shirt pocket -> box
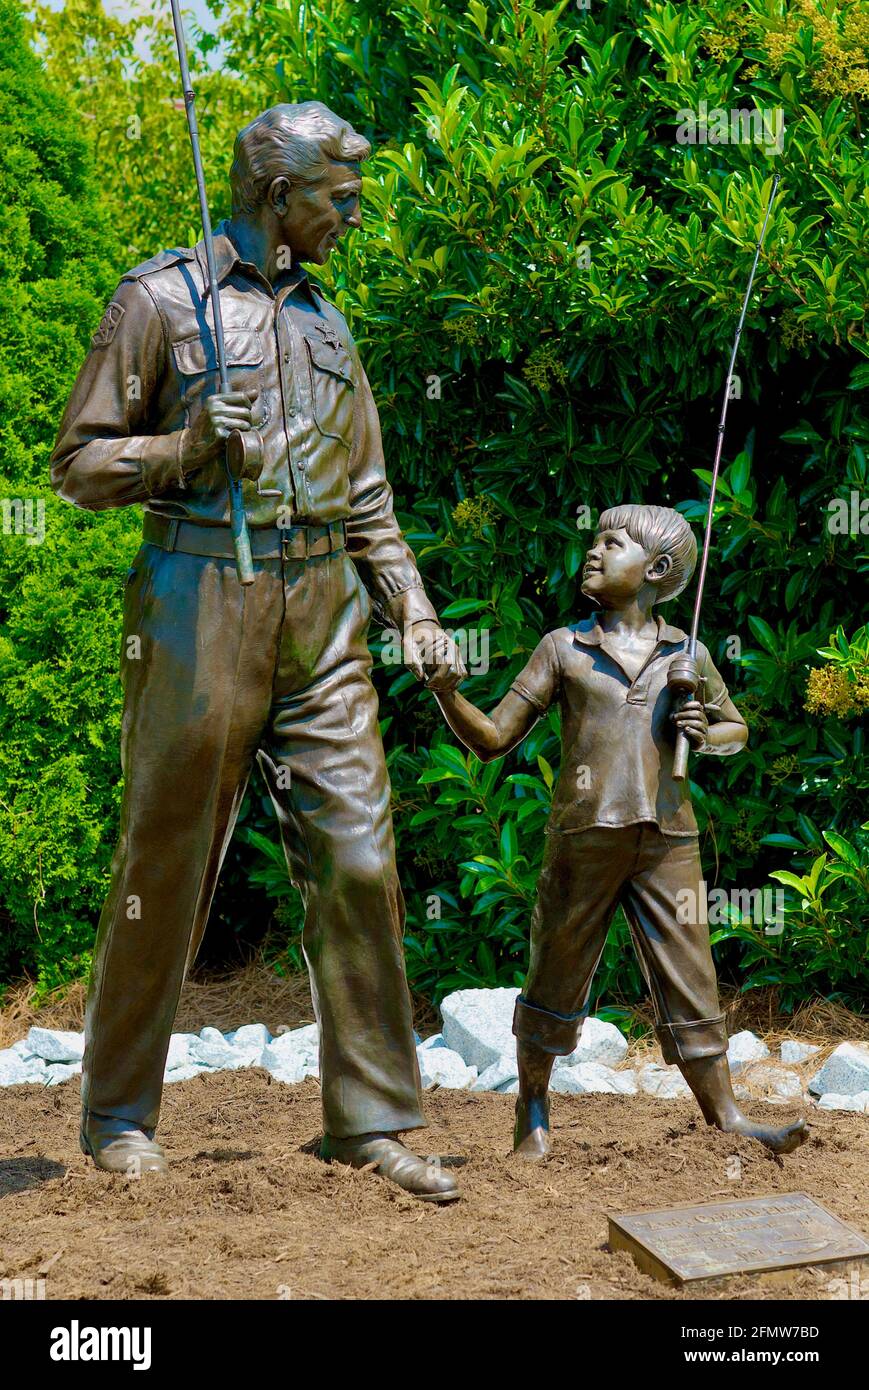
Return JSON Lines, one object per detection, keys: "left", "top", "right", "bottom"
{"left": 172, "top": 330, "right": 266, "bottom": 422}
{"left": 303, "top": 331, "right": 355, "bottom": 449}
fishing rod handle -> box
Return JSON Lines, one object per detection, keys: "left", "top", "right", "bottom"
{"left": 668, "top": 652, "right": 700, "bottom": 783}
{"left": 227, "top": 473, "right": 255, "bottom": 586}
{"left": 673, "top": 729, "right": 690, "bottom": 783}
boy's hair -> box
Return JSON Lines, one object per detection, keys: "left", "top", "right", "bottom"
{"left": 596, "top": 504, "right": 697, "bottom": 602}
{"left": 230, "top": 102, "right": 370, "bottom": 215}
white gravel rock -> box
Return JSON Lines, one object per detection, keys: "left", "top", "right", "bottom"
{"left": 0, "top": 1049, "right": 48, "bottom": 1085}
{"left": 550, "top": 1062, "right": 637, "bottom": 1095}
{"left": 440, "top": 987, "right": 520, "bottom": 1072}
{"left": 780, "top": 1040, "right": 821, "bottom": 1065}
{"left": 417, "top": 1046, "right": 477, "bottom": 1091}
{"left": 10, "top": 1038, "right": 37, "bottom": 1060}
{"left": 260, "top": 1023, "right": 320, "bottom": 1083}
{"left": 554, "top": 1017, "right": 629, "bottom": 1070}
{"left": 226, "top": 1023, "right": 270, "bottom": 1047}
{"left": 164, "top": 1064, "right": 211, "bottom": 1084}
{"left": 637, "top": 1062, "right": 692, "bottom": 1100}
{"left": 44, "top": 1062, "right": 82, "bottom": 1086}
{"left": 188, "top": 1029, "right": 248, "bottom": 1070}
{"left": 808, "top": 1043, "right": 869, "bottom": 1098}
{"left": 26, "top": 1027, "right": 84, "bottom": 1064}
{"left": 726, "top": 1030, "right": 770, "bottom": 1074}
{"left": 417, "top": 1033, "right": 447, "bottom": 1053}
{"left": 165, "top": 1034, "right": 198, "bottom": 1071}
{"left": 224, "top": 1023, "right": 271, "bottom": 1063}
{"left": 741, "top": 1063, "right": 804, "bottom": 1101}
{"left": 817, "top": 1091, "right": 869, "bottom": 1114}
{"left": 471, "top": 1055, "right": 519, "bottom": 1093}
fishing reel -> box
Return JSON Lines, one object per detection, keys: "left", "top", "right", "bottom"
{"left": 667, "top": 652, "right": 700, "bottom": 782}
{"left": 226, "top": 429, "right": 281, "bottom": 498}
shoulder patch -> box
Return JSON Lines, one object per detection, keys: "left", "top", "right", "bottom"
{"left": 121, "top": 247, "right": 195, "bottom": 282}
{"left": 91, "top": 301, "right": 125, "bottom": 348}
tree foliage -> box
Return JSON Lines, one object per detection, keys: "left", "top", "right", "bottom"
{"left": 2, "top": 0, "right": 867, "bottom": 1012}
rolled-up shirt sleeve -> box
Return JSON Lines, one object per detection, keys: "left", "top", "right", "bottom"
{"left": 50, "top": 277, "right": 187, "bottom": 510}
{"left": 344, "top": 357, "right": 438, "bottom": 628}
{"left": 510, "top": 633, "right": 561, "bottom": 715}
{"left": 697, "top": 643, "right": 730, "bottom": 712}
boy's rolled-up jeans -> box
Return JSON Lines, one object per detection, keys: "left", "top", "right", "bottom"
{"left": 513, "top": 823, "right": 728, "bottom": 1063}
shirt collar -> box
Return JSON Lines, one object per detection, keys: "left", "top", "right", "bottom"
{"left": 196, "top": 223, "right": 320, "bottom": 306}
{"left": 572, "top": 612, "right": 687, "bottom": 648}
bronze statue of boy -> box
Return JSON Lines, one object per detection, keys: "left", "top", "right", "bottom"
{"left": 432, "top": 504, "right": 808, "bottom": 1158}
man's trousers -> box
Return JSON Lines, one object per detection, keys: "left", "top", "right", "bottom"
{"left": 513, "top": 824, "right": 728, "bottom": 1064}
{"left": 81, "top": 528, "right": 426, "bottom": 1139}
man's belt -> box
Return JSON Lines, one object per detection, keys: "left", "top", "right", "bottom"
{"left": 142, "top": 511, "right": 347, "bottom": 560}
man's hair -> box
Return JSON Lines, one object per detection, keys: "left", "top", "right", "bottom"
{"left": 596, "top": 503, "right": 697, "bottom": 603}
{"left": 230, "top": 102, "right": 371, "bottom": 214}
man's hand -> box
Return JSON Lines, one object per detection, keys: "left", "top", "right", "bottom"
{"left": 672, "top": 699, "right": 708, "bottom": 749}
{"left": 181, "top": 390, "right": 261, "bottom": 477}
{"left": 405, "top": 621, "right": 467, "bottom": 693}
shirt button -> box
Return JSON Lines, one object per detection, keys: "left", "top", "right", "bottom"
{"left": 287, "top": 407, "right": 297, "bottom": 417}
{"left": 283, "top": 352, "right": 291, "bottom": 362}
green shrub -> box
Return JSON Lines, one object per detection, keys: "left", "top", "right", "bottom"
{"left": 0, "top": 0, "right": 130, "bottom": 990}
{"left": 3, "top": 0, "right": 867, "bottom": 1017}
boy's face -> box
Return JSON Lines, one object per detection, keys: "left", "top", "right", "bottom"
{"left": 581, "top": 528, "right": 657, "bottom": 606}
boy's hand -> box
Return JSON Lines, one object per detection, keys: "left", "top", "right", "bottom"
{"left": 672, "top": 699, "right": 708, "bottom": 749}
{"left": 405, "top": 621, "right": 467, "bottom": 693}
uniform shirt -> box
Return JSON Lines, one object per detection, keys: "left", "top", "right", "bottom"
{"left": 50, "top": 224, "right": 437, "bottom": 628}
{"left": 510, "top": 614, "right": 730, "bottom": 836}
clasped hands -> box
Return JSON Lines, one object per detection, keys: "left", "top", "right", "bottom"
{"left": 404, "top": 620, "right": 466, "bottom": 693}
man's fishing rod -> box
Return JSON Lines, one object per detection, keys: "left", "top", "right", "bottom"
{"left": 669, "top": 173, "right": 780, "bottom": 780}
{"left": 168, "top": 0, "right": 259, "bottom": 586}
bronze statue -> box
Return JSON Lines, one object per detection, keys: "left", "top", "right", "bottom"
{"left": 50, "top": 101, "right": 465, "bottom": 1200}
{"left": 432, "top": 504, "right": 809, "bottom": 1159}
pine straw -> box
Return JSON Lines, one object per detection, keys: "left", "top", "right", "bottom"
{"left": 1, "top": 965, "right": 864, "bottom": 1066}
{"left": 0, "top": 960, "right": 440, "bottom": 1050}
{"left": 622, "top": 986, "right": 869, "bottom": 1093}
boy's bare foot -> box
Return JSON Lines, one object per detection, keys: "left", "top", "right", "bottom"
{"left": 678, "top": 1054, "right": 809, "bottom": 1154}
{"left": 513, "top": 1095, "right": 551, "bottom": 1160}
{"left": 715, "top": 1114, "right": 808, "bottom": 1154}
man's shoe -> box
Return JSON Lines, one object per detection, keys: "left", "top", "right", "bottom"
{"left": 321, "top": 1131, "right": 460, "bottom": 1203}
{"left": 80, "top": 1113, "right": 168, "bottom": 1175}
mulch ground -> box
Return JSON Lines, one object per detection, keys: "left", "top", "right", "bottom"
{"left": 1, "top": 1069, "right": 866, "bottom": 1301}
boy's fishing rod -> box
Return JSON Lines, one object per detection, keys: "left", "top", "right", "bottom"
{"left": 670, "top": 173, "right": 780, "bottom": 780}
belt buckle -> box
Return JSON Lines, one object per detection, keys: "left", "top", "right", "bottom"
{"left": 280, "top": 525, "right": 305, "bottom": 560}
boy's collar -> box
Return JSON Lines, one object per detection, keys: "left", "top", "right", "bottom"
{"left": 571, "top": 612, "right": 688, "bottom": 647}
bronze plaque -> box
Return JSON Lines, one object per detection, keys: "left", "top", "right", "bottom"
{"left": 608, "top": 1192, "right": 869, "bottom": 1285}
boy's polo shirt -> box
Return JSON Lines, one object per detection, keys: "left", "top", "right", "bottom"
{"left": 510, "top": 613, "right": 729, "bottom": 837}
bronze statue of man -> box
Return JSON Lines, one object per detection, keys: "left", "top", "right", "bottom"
{"left": 50, "top": 102, "right": 464, "bottom": 1201}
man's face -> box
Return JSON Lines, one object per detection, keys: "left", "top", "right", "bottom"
{"left": 275, "top": 160, "right": 363, "bottom": 265}
{"left": 581, "top": 527, "right": 656, "bottom": 606}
